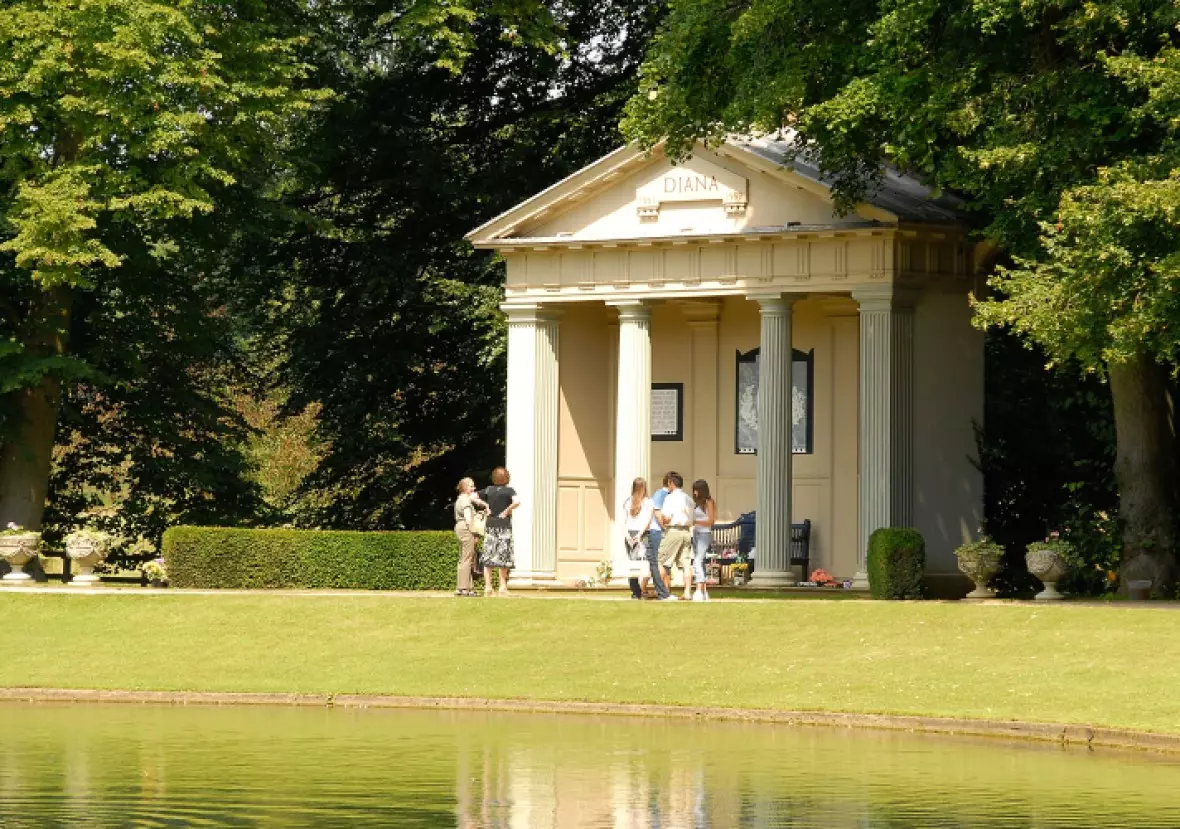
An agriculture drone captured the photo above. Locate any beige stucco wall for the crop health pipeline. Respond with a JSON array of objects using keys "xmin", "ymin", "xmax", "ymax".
[
  {"xmin": 555, "ymin": 304, "xmax": 614, "ymax": 583},
  {"xmin": 556, "ymin": 296, "xmax": 862, "ymax": 582},
  {"xmin": 912, "ymin": 289, "xmax": 985, "ymax": 573}
]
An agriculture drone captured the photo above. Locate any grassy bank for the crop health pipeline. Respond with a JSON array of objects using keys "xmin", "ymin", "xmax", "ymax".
[{"xmin": 4, "ymin": 592, "xmax": 1179, "ymax": 733}]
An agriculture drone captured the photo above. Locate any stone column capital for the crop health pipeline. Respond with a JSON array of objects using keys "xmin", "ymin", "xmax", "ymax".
[
  {"xmin": 750, "ymin": 292, "xmax": 799, "ymax": 315},
  {"xmin": 502, "ymin": 303, "xmax": 564, "ymax": 325},
  {"xmin": 607, "ymin": 301, "xmax": 652, "ymax": 323},
  {"xmin": 851, "ymin": 285, "xmax": 915, "ymax": 312}
]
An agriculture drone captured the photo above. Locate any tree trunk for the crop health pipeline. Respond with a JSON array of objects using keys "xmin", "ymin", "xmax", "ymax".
[
  {"xmin": 1109, "ymin": 353, "xmax": 1179, "ymax": 596},
  {"xmin": 0, "ymin": 287, "xmax": 73, "ymax": 531},
  {"xmin": 0, "ymin": 381, "xmax": 61, "ymax": 530}
]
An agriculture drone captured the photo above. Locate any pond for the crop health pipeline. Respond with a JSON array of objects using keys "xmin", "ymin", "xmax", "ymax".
[{"xmin": 2, "ymin": 702, "xmax": 1179, "ymax": 827}]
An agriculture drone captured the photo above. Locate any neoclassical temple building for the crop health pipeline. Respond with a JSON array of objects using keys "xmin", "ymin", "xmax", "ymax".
[{"xmin": 466, "ymin": 137, "xmax": 983, "ymax": 590}]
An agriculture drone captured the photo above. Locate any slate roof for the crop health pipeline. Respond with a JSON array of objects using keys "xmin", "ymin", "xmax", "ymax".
[{"xmin": 734, "ymin": 134, "xmax": 965, "ymax": 223}]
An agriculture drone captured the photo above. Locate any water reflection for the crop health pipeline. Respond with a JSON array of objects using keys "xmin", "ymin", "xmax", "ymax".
[{"xmin": 1, "ymin": 703, "xmax": 1179, "ymax": 827}]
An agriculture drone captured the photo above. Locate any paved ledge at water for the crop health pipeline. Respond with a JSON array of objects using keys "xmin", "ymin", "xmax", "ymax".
[{"xmin": 3, "ymin": 687, "xmax": 1179, "ymax": 755}]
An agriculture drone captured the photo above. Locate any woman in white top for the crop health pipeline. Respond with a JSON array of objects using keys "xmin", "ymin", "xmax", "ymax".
[
  {"xmin": 622, "ymin": 477, "xmax": 655, "ymax": 600},
  {"xmin": 691, "ymin": 479, "xmax": 716, "ymax": 602}
]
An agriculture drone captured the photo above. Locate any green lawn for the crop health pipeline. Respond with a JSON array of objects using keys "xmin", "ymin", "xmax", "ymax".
[{"xmin": 4, "ymin": 591, "xmax": 1179, "ymax": 733}]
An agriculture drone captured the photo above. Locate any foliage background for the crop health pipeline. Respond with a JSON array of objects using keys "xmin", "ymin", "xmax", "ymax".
[{"xmin": 0, "ymin": 0, "xmax": 1144, "ymax": 594}]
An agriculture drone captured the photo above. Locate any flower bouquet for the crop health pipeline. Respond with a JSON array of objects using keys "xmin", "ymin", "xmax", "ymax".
[
  {"xmin": 731, "ymin": 561, "xmax": 749, "ymax": 585},
  {"xmin": 809, "ymin": 568, "xmax": 837, "ymax": 588},
  {"xmin": 575, "ymin": 559, "xmax": 614, "ymax": 590},
  {"xmin": 143, "ymin": 558, "xmax": 168, "ymax": 586}
]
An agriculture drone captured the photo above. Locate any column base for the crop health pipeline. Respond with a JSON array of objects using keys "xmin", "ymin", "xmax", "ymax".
[
  {"xmin": 748, "ymin": 569, "xmax": 797, "ymax": 589},
  {"xmin": 851, "ymin": 570, "xmax": 870, "ymax": 591},
  {"xmin": 505, "ymin": 571, "xmax": 562, "ymax": 590},
  {"xmin": 1, "ymin": 570, "xmax": 32, "ymax": 583}
]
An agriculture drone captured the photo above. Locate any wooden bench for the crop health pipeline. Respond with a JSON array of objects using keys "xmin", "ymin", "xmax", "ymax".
[{"xmin": 709, "ymin": 513, "xmax": 811, "ymax": 583}]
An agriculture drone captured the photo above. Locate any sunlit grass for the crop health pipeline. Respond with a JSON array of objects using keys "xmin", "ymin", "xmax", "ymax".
[{"xmin": 3, "ymin": 592, "xmax": 1178, "ymax": 733}]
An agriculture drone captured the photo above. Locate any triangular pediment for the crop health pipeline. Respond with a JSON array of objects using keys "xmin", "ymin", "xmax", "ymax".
[{"xmin": 466, "ymin": 139, "xmax": 960, "ymax": 248}]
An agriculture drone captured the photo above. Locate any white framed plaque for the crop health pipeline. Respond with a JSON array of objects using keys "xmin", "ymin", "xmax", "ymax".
[{"xmin": 651, "ymin": 383, "xmax": 683, "ymax": 441}]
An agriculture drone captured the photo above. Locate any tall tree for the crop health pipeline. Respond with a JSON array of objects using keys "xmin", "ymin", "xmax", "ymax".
[
  {"xmin": 0, "ymin": 0, "xmax": 327, "ymax": 530},
  {"xmin": 622, "ymin": 0, "xmax": 1180, "ymax": 593},
  {"xmin": 245, "ymin": 0, "xmax": 663, "ymax": 529}
]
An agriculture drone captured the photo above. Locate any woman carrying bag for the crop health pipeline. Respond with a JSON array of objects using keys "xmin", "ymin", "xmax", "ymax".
[{"xmin": 621, "ymin": 477, "xmax": 655, "ymax": 599}]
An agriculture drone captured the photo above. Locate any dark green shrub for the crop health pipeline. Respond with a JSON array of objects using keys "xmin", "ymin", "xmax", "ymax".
[
  {"xmin": 162, "ymin": 526, "xmax": 460, "ymax": 590},
  {"xmin": 867, "ymin": 527, "xmax": 926, "ymax": 600}
]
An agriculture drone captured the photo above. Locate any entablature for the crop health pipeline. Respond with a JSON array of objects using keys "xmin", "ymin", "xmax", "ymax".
[{"xmin": 497, "ymin": 227, "xmax": 975, "ymax": 305}]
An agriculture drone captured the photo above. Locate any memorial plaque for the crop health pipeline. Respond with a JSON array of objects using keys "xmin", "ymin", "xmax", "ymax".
[
  {"xmin": 734, "ymin": 348, "xmax": 814, "ymax": 455},
  {"xmin": 651, "ymin": 383, "xmax": 683, "ymax": 441}
]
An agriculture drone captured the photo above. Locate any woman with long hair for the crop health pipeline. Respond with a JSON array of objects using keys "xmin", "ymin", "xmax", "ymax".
[
  {"xmin": 691, "ymin": 479, "xmax": 716, "ymax": 602},
  {"xmin": 479, "ymin": 467, "xmax": 520, "ymax": 596},
  {"xmin": 622, "ymin": 477, "xmax": 654, "ymax": 599}
]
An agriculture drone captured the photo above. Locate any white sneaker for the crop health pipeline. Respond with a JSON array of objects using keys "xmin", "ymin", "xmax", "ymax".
[
  {"xmin": 660, "ymin": 596, "xmax": 677, "ymax": 601},
  {"xmin": 692, "ymin": 589, "xmax": 704, "ymax": 602}
]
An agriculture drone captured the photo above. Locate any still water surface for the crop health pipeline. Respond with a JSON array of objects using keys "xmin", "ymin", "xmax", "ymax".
[{"xmin": 2, "ymin": 703, "xmax": 1179, "ymax": 827}]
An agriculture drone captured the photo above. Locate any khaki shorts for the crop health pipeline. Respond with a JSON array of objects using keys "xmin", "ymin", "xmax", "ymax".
[{"xmin": 658, "ymin": 527, "xmax": 693, "ymax": 571}]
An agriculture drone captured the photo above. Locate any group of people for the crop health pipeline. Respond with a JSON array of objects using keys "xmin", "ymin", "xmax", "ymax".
[
  {"xmin": 622, "ymin": 472, "xmax": 716, "ymax": 602},
  {"xmin": 452, "ymin": 467, "xmax": 717, "ymax": 602}
]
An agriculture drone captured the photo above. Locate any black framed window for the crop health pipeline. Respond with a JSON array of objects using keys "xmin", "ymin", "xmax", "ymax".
[{"xmin": 735, "ymin": 347, "xmax": 814, "ymax": 454}]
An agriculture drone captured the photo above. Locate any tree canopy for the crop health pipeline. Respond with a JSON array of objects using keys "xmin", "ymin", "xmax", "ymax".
[
  {"xmin": 1, "ymin": 0, "xmax": 664, "ymax": 550},
  {"xmin": 235, "ymin": 0, "xmax": 663, "ymax": 530},
  {"xmin": 0, "ymin": 0, "xmax": 327, "ymax": 538}
]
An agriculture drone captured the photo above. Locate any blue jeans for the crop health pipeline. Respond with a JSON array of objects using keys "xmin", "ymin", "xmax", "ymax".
[
  {"xmin": 692, "ymin": 532, "xmax": 710, "ymax": 583},
  {"xmin": 627, "ymin": 530, "xmax": 646, "ymax": 598},
  {"xmin": 646, "ymin": 530, "xmax": 670, "ymax": 599}
]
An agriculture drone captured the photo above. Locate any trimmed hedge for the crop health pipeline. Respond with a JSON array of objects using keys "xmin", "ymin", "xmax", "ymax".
[
  {"xmin": 867, "ymin": 527, "xmax": 926, "ymax": 600},
  {"xmin": 162, "ymin": 526, "xmax": 461, "ymax": 590}
]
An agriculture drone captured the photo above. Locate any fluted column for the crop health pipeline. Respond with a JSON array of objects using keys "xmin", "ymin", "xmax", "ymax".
[
  {"xmin": 504, "ymin": 304, "xmax": 562, "ymax": 586},
  {"xmin": 852, "ymin": 285, "xmax": 914, "ymax": 589},
  {"xmin": 751, "ymin": 294, "xmax": 795, "ymax": 587},
  {"xmin": 610, "ymin": 302, "xmax": 652, "ymax": 564}
]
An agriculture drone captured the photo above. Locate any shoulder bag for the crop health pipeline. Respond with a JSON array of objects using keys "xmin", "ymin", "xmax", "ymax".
[{"xmin": 470, "ymin": 508, "xmax": 488, "ymax": 537}]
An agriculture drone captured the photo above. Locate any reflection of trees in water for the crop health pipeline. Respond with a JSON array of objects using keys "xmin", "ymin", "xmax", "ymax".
[{"xmin": 11, "ymin": 707, "xmax": 1180, "ymax": 828}]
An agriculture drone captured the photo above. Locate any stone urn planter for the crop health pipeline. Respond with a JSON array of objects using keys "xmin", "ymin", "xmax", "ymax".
[
  {"xmin": 0, "ymin": 529, "xmax": 41, "ymax": 583},
  {"xmin": 1025, "ymin": 539, "xmax": 1071, "ymax": 601},
  {"xmin": 65, "ymin": 529, "xmax": 113, "ymax": 587},
  {"xmin": 955, "ymin": 540, "xmax": 1004, "ymax": 599}
]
